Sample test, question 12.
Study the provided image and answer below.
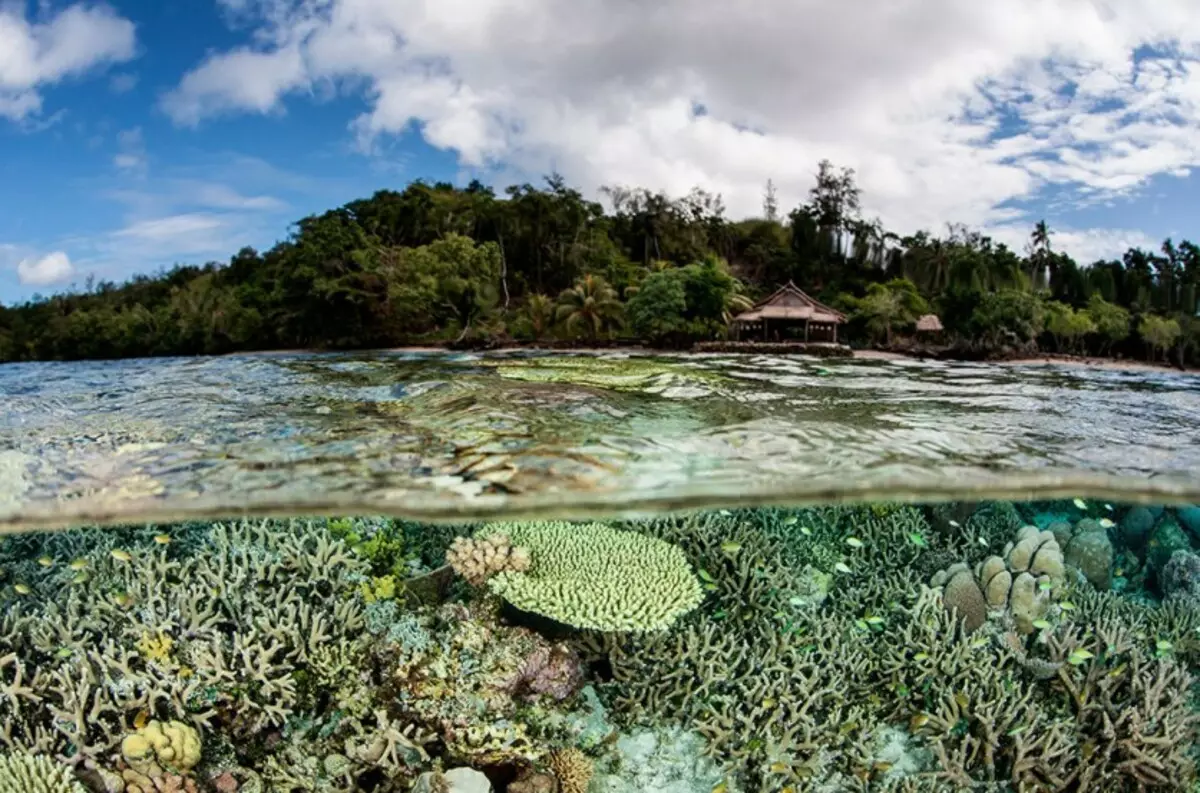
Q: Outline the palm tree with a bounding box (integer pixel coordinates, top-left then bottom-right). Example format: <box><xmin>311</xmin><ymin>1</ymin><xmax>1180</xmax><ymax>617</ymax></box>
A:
<box><xmin>523</xmin><ymin>294</ymin><xmax>554</xmax><ymax>340</ymax></box>
<box><xmin>555</xmin><ymin>275</ymin><xmax>624</xmax><ymax>341</ymax></box>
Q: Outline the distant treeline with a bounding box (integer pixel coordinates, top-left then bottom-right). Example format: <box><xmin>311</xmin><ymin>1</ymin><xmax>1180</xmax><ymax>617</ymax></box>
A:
<box><xmin>2</xmin><ymin>163</ymin><xmax>1198</xmax><ymax>365</ymax></box>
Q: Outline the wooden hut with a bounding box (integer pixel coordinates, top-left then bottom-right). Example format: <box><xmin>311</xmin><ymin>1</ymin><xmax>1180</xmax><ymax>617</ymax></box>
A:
<box><xmin>915</xmin><ymin>314</ymin><xmax>944</xmax><ymax>338</ymax></box>
<box><xmin>731</xmin><ymin>281</ymin><xmax>847</xmax><ymax>343</ymax></box>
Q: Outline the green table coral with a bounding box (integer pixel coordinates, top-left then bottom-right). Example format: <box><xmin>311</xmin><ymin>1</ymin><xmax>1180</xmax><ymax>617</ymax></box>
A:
<box><xmin>480</xmin><ymin>521</ymin><xmax>704</xmax><ymax>632</ymax></box>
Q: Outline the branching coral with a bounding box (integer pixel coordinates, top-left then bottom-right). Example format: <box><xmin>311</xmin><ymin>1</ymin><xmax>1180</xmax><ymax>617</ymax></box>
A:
<box><xmin>0</xmin><ymin>752</ymin><xmax>87</xmax><ymax>793</ymax></box>
<box><xmin>446</xmin><ymin>533</ymin><xmax>531</xmax><ymax>587</ymax></box>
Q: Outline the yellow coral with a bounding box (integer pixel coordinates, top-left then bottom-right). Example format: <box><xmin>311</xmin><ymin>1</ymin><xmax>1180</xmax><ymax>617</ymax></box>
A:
<box><xmin>135</xmin><ymin>631</ymin><xmax>175</xmax><ymax>664</ymax></box>
<box><xmin>360</xmin><ymin>575</ymin><xmax>398</xmax><ymax>603</ymax></box>
<box><xmin>121</xmin><ymin>720</ymin><xmax>201</xmax><ymax>777</ymax></box>
<box><xmin>547</xmin><ymin>748</ymin><xmax>593</xmax><ymax>793</ymax></box>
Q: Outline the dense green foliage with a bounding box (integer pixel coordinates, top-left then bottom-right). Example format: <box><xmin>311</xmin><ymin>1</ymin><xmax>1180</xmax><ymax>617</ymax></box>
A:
<box><xmin>3</xmin><ymin>163</ymin><xmax>1199</xmax><ymax>365</ymax></box>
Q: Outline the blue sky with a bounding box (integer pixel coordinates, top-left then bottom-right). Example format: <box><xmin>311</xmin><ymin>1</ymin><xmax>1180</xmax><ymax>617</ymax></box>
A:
<box><xmin>2</xmin><ymin>0</ymin><xmax>1199</xmax><ymax>303</ymax></box>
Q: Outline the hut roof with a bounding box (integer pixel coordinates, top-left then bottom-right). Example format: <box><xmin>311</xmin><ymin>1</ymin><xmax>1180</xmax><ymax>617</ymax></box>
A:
<box><xmin>732</xmin><ymin>281</ymin><xmax>846</xmax><ymax>325</ymax></box>
<box><xmin>915</xmin><ymin>314</ymin><xmax>944</xmax><ymax>332</ymax></box>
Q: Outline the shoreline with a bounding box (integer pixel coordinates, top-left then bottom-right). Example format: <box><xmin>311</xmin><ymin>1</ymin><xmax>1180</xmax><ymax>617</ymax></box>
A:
<box><xmin>226</xmin><ymin>343</ymin><xmax>1195</xmax><ymax>375</ymax></box>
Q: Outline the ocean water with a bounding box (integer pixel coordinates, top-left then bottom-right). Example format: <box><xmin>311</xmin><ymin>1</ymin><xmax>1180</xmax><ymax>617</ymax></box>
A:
<box><xmin>1</xmin><ymin>352</ymin><xmax>1199</xmax><ymax>792</ymax></box>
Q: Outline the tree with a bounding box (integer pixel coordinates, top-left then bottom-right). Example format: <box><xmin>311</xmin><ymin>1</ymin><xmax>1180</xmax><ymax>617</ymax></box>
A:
<box><xmin>521</xmin><ymin>294</ymin><xmax>555</xmax><ymax>341</ymax></box>
<box><xmin>1044</xmin><ymin>302</ymin><xmax>1095</xmax><ymax>354</ymax></box>
<box><xmin>1139</xmin><ymin>314</ymin><xmax>1181</xmax><ymax>361</ymax></box>
<box><xmin>626</xmin><ymin>270</ymin><xmax>689</xmax><ymax>345</ymax></box>
<box><xmin>850</xmin><ymin>279</ymin><xmax>928</xmax><ymax>345</ymax></box>
<box><xmin>555</xmin><ymin>275</ymin><xmax>623</xmax><ymax>341</ymax></box>
<box><xmin>763</xmin><ymin>179</ymin><xmax>779</xmax><ymax>223</ymax></box>
<box><xmin>1086</xmin><ymin>294</ymin><xmax>1129</xmax><ymax>355</ymax></box>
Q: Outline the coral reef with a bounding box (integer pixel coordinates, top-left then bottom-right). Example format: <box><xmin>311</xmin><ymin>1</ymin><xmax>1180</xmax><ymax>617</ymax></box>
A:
<box><xmin>470</xmin><ymin>521</ymin><xmax>704</xmax><ymax>631</ymax></box>
<box><xmin>445</xmin><ymin>534</ymin><xmax>531</xmax><ymax>587</ymax></box>
<box><xmin>546</xmin><ymin>747</ymin><xmax>593</xmax><ymax>793</ymax></box>
<box><xmin>0</xmin><ymin>753</ymin><xmax>87</xmax><ymax>793</ymax></box>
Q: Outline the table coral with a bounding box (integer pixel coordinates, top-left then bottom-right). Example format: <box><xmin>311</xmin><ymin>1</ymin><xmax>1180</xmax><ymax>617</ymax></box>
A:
<box><xmin>473</xmin><ymin>521</ymin><xmax>703</xmax><ymax>632</ymax></box>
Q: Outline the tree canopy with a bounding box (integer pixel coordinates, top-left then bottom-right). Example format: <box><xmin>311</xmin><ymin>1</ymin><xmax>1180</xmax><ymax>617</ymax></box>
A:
<box><xmin>2</xmin><ymin>169</ymin><xmax>1199</xmax><ymax>367</ymax></box>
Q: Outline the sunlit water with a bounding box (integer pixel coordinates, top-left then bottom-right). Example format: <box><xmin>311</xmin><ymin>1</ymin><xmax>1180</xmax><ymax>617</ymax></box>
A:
<box><xmin>2</xmin><ymin>350</ymin><xmax>1199</xmax><ymax>531</ymax></box>
<box><xmin>1</xmin><ymin>352</ymin><xmax>1199</xmax><ymax>792</ymax></box>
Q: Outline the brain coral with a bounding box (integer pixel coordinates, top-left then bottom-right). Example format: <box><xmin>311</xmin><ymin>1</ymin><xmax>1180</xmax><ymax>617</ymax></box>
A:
<box><xmin>0</xmin><ymin>753</ymin><xmax>86</xmax><ymax>793</ymax></box>
<box><xmin>480</xmin><ymin>522</ymin><xmax>703</xmax><ymax>631</ymax></box>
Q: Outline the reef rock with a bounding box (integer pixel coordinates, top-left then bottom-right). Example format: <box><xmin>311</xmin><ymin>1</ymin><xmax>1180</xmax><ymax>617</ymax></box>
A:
<box><xmin>1064</xmin><ymin>522</ymin><xmax>1114</xmax><ymax>591</ymax></box>
<box><xmin>1148</xmin><ymin>516</ymin><xmax>1193</xmax><ymax>573</ymax></box>
<box><xmin>1176</xmin><ymin>505</ymin><xmax>1200</xmax><ymax>540</ymax></box>
<box><xmin>1161</xmin><ymin>550</ymin><xmax>1200</xmax><ymax>600</ymax></box>
<box><xmin>443</xmin><ymin>768</ymin><xmax>492</xmax><ymax>793</ymax></box>
<box><xmin>1121</xmin><ymin>507</ymin><xmax>1157</xmax><ymax>549</ymax></box>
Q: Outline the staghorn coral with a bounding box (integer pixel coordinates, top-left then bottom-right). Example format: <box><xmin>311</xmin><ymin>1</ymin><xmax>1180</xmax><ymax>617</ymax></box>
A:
<box><xmin>446</xmin><ymin>534</ymin><xmax>531</xmax><ymax>587</ymax></box>
<box><xmin>476</xmin><ymin>521</ymin><xmax>703</xmax><ymax>632</ymax></box>
<box><xmin>0</xmin><ymin>752</ymin><xmax>87</xmax><ymax>793</ymax></box>
<box><xmin>0</xmin><ymin>518</ymin><xmax>371</xmax><ymax>763</ymax></box>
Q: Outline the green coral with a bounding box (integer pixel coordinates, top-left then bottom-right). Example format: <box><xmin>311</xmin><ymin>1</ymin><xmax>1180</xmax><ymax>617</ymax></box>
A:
<box><xmin>480</xmin><ymin>521</ymin><xmax>704</xmax><ymax>631</ymax></box>
<box><xmin>0</xmin><ymin>753</ymin><xmax>86</xmax><ymax>793</ymax></box>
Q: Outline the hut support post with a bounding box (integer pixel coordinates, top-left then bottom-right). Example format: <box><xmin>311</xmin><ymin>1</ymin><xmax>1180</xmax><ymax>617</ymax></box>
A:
<box><xmin>804</xmin><ymin>319</ymin><xmax>810</xmax><ymax>342</ymax></box>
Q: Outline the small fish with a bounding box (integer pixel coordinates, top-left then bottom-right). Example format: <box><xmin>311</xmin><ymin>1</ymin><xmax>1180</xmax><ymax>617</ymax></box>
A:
<box><xmin>788</xmin><ymin>596</ymin><xmax>806</xmax><ymax>607</ymax></box>
<box><xmin>907</xmin><ymin>532</ymin><xmax>927</xmax><ymax>547</ymax></box>
<box><xmin>769</xmin><ymin>762</ymin><xmax>789</xmax><ymax>774</ymax></box>
<box><xmin>873</xmin><ymin>762</ymin><xmax>894</xmax><ymax>773</ymax></box>
<box><xmin>909</xmin><ymin>713</ymin><xmax>930</xmax><ymax>730</ymax></box>
<box><xmin>55</xmin><ymin>647</ymin><xmax>73</xmax><ymax>659</ymax></box>
<box><xmin>133</xmin><ymin>709</ymin><xmax>150</xmax><ymax>730</ymax></box>
<box><xmin>718</xmin><ymin>509</ymin><xmax>732</xmax><ymax>516</ymax></box>
<box><xmin>845</xmin><ymin>537</ymin><xmax>864</xmax><ymax>549</ymax></box>
<box><xmin>1098</xmin><ymin>518</ymin><xmax>1115</xmax><ymax>529</ymax></box>
<box><xmin>111</xmin><ymin>550</ymin><xmax>133</xmax><ymax>562</ymax></box>
<box><xmin>70</xmin><ymin>572</ymin><xmax>89</xmax><ymax>585</ymax></box>
<box><xmin>948</xmin><ymin>520</ymin><xmax>961</xmax><ymax>528</ymax></box>
<box><xmin>1108</xmin><ymin>662</ymin><xmax>1128</xmax><ymax>678</ymax></box>
<box><xmin>799</xmin><ymin>526</ymin><xmax>813</xmax><ymax>536</ymax></box>
<box><xmin>1059</xmin><ymin>601</ymin><xmax>1076</xmax><ymax>611</ymax></box>
<box><xmin>68</xmin><ymin>559</ymin><xmax>88</xmax><ymax>571</ymax></box>
<box><xmin>978</xmin><ymin>536</ymin><xmax>989</xmax><ymax>546</ymax></box>
<box><xmin>954</xmin><ymin>692</ymin><xmax>970</xmax><ymax>709</ymax></box>
<box><xmin>1103</xmin><ymin>503</ymin><xmax>1114</xmax><ymax>511</ymax></box>
<box><xmin>1032</xmin><ymin>619</ymin><xmax>1052</xmax><ymax>630</ymax></box>
<box><xmin>711</xmin><ymin>783</ymin><xmax>728</xmax><ymax>793</ymax></box>
<box><xmin>834</xmin><ymin>562</ymin><xmax>852</xmax><ymax>574</ymax></box>
<box><xmin>1073</xmin><ymin>498</ymin><xmax>1087</xmax><ymax>510</ymax></box>
<box><xmin>1038</xmin><ymin>580</ymin><xmax>1053</xmax><ymax>592</ymax></box>
<box><xmin>1114</xmin><ymin>568</ymin><xmax>1124</xmax><ymax>577</ymax></box>
<box><xmin>865</xmin><ymin>615</ymin><xmax>885</xmax><ymax>625</ymax></box>
<box><xmin>1068</xmin><ymin>649</ymin><xmax>1094</xmax><ymax>665</ymax></box>
<box><xmin>178</xmin><ymin>666</ymin><xmax>194</xmax><ymax>679</ymax></box>
<box><xmin>112</xmin><ymin>592</ymin><xmax>134</xmax><ymax>608</ymax></box>
<box><xmin>1156</xmin><ymin>639</ymin><xmax>1173</xmax><ymax>652</ymax></box>
<box><xmin>720</xmin><ymin>541</ymin><xmax>742</xmax><ymax>555</ymax></box>
<box><xmin>153</xmin><ymin>534</ymin><xmax>171</xmax><ymax>545</ymax></box>
<box><xmin>762</xmin><ymin>697</ymin><xmax>776</xmax><ymax>709</ymax></box>
<box><xmin>1007</xmin><ymin>725</ymin><xmax>1027</xmax><ymax>736</ymax></box>
<box><xmin>13</xmin><ymin>583</ymin><xmax>31</xmax><ymax>595</ymax></box>
<box><xmin>36</xmin><ymin>556</ymin><xmax>53</xmax><ymax>568</ymax></box>
<box><xmin>855</xmin><ymin>619</ymin><xmax>869</xmax><ymax>631</ymax></box>
<box><xmin>912</xmin><ymin>652</ymin><xmax>930</xmax><ymax>661</ymax></box>
<box><xmin>783</xmin><ymin>516</ymin><xmax>798</xmax><ymax>526</ymax></box>
<box><xmin>697</xmin><ymin>568</ymin><xmax>716</xmax><ymax>583</ymax></box>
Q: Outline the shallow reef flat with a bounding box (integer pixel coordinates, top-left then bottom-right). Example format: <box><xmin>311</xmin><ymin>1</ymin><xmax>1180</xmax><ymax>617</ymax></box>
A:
<box><xmin>0</xmin><ymin>500</ymin><xmax>1198</xmax><ymax>792</ymax></box>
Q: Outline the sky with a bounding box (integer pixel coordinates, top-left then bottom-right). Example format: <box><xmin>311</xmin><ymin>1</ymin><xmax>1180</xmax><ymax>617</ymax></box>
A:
<box><xmin>1</xmin><ymin>1</ymin><xmax>1200</xmax><ymax>304</ymax></box>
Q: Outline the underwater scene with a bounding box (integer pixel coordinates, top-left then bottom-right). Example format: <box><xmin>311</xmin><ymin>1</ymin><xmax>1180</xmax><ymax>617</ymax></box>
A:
<box><xmin>1</xmin><ymin>352</ymin><xmax>1200</xmax><ymax>792</ymax></box>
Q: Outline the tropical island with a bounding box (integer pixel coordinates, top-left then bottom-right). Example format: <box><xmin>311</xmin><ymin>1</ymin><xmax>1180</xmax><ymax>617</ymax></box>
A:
<box><xmin>1</xmin><ymin>162</ymin><xmax>1197</xmax><ymax>370</ymax></box>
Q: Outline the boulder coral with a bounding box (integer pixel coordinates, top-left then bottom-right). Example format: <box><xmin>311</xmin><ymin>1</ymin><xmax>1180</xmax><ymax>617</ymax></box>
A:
<box><xmin>1063</xmin><ymin>520</ymin><xmax>1114</xmax><ymax>590</ymax></box>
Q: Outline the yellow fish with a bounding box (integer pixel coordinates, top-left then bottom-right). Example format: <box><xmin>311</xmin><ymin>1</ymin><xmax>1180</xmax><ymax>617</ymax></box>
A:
<box><xmin>1032</xmin><ymin>619</ymin><xmax>1052</xmax><ymax>630</ymax></box>
<box><xmin>1099</xmin><ymin>518</ymin><xmax>1115</xmax><ymax>529</ymax></box>
<box><xmin>37</xmin><ymin>556</ymin><xmax>53</xmax><ymax>568</ymax></box>
<box><xmin>111</xmin><ymin>550</ymin><xmax>133</xmax><ymax>562</ymax></box>
<box><xmin>1068</xmin><ymin>649</ymin><xmax>1094</xmax><ymax>665</ymax></box>
<box><xmin>1073</xmin><ymin>498</ymin><xmax>1087</xmax><ymax>510</ymax></box>
<box><xmin>912</xmin><ymin>652</ymin><xmax>930</xmax><ymax>661</ymax></box>
<box><xmin>153</xmin><ymin>534</ymin><xmax>171</xmax><ymax>545</ymax></box>
<box><xmin>799</xmin><ymin>526</ymin><xmax>813</xmax><ymax>536</ymax></box>
<box><xmin>68</xmin><ymin>559</ymin><xmax>88</xmax><ymax>571</ymax></box>
<box><xmin>845</xmin><ymin>537</ymin><xmax>864</xmax><ymax>549</ymax></box>
<box><xmin>13</xmin><ymin>584</ymin><xmax>31</xmax><ymax>595</ymax></box>
<box><xmin>71</xmin><ymin>572</ymin><xmax>89</xmax><ymax>585</ymax></box>
<box><xmin>834</xmin><ymin>562</ymin><xmax>852</xmax><ymax>574</ymax></box>
<box><xmin>113</xmin><ymin>593</ymin><xmax>135</xmax><ymax>608</ymax></box>
<box><xmin>782</xmin><ymin>516</ymin><xmax>798</xmax><ymax>526</ymax></box>
<box><xmin>720</xmin><ymin>541</ymin><xmax>741</xmax><ymax>555</ymax></box>
<box><xmin>1059</xmin><ymin>600</ymin><xmax>1076</xmax><ymax>611</ymax></box>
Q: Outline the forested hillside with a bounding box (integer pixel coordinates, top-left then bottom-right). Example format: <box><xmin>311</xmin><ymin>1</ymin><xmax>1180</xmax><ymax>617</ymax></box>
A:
<box><xmin>2</xmin><ymin>162</ymin><xmax>1198</xmax><ymax>365</ymax></box>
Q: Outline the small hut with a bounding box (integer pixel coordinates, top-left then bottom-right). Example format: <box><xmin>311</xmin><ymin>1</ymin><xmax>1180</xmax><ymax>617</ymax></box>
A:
<box><xmin>915</xmin><ymin>314</ymin><xmax>944</xmax><ymax>339</ymax></box>
<box><xmin>731</xmin><ymin>281</ymin><xmax>846</xmax><ymax>343</ymax></box>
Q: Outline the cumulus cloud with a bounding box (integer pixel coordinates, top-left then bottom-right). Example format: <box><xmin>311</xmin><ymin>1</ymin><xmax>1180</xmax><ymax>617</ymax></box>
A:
<box><xmin>113</xmin><ymin>126</ymin><xmax>146</xmax><ymax>171</ymax></box>
<box><xmin>16</xmin><ymin>251</ymin><xmax>74</xmax><ymax>285</ymax></box>
<box><xmin>0</xmin><ymin>2</ymin><xmax>137</xmax><ymax>120</ymax></box>
<box><xmin>161</xmin><ymin>0</ymin><xmax>1200</xmax><ymax>263</ymax></box>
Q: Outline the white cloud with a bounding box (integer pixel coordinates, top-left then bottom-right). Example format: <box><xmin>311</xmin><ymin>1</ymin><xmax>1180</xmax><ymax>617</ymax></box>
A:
<box><xmin>990</xmin><ymin>224</ymin><xmax>1162</xmax><ymax>265</ymax></box>
<box><xmin>113</xmin><ymin>214</ymin><xmax>225</xmax><ymax>242</ymax></box>
<box><xmin>113</xmin><ymin>126</ymin><xmax>146</xmax><ymax>171</ymax></box>
<box><xmin>162</xmin><ymin>0</ymin><xmax>1200</xmax><ymax>264</ymax></box>
<box><xmin>0</xmin><ymin>2</ymin><xmax>137</xmax><ymax>120</ymax></box>
<box><xmin>16</xmin><ymin>251</ymin><xmax>73</xmax><ymax>285</ymax></box>
<box><xmin>109</xmin><ymin>72</ymin><xmax>138</xmax><ymax>94</ymax></box>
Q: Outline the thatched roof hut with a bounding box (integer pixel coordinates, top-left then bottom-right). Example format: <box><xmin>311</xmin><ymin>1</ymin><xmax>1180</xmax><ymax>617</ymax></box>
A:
<box><xmin>915</xmin><ymin>314</ymin><xmax>944</xmax><ymax>333</ymax></box>
<box><xmin>731</xmin><ymin>281</ymin><xmax>846</xmax><ymax>342</ymax></box>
